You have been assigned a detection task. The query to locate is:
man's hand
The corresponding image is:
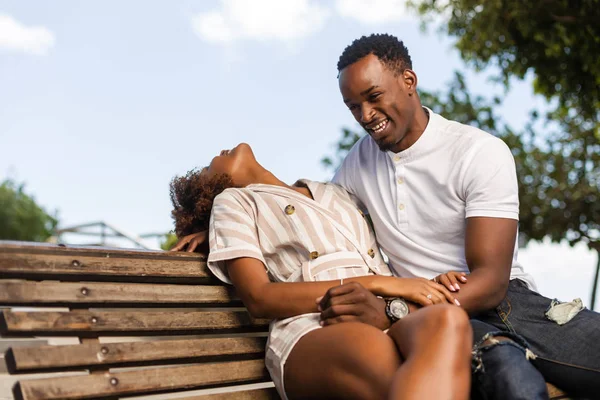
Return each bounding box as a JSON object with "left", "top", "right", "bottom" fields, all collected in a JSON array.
[
  {"left": 317, "top": 282, "right": 390, "bottom": 330},
  {"left": 170, "top": 231, "right": 208, "bottom": 254}
]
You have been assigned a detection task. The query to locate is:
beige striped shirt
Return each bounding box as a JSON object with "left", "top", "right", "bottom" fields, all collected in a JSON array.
[{"left": 207, "top": 179, "right": 391, "bottom": 399}]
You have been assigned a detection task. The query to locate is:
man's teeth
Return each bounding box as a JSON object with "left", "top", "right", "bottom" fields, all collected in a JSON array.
[{"left": 371, "top": 120, "right": 388, "bottom": 133}]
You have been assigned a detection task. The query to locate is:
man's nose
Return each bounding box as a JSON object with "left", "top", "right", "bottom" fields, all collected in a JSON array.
[{"left": 360, "top": 104, "right": 376, "bottom": 123}]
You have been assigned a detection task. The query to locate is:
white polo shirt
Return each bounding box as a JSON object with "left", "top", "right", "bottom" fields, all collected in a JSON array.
[{"left": 332, "top": 108, "right": 536, "bottom": 290}]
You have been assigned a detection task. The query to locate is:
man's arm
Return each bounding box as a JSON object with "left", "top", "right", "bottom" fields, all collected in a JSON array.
[{"left": 445, "top": 216, "right": 516, "bottom": 315}]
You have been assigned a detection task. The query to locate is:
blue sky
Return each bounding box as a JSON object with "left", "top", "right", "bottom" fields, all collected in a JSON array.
[{"left": 1, "top": 0, "right": 597, "bottom": 309}]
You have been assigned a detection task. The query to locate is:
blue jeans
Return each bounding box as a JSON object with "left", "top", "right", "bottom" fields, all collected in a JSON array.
[{"left": 471, "top": 279, "right": 600, "bottom": 399}]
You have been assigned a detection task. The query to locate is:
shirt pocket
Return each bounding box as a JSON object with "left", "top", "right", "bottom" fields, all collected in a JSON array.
[{"left": 301, "top": 251, "right": 371, "bottom": 282}]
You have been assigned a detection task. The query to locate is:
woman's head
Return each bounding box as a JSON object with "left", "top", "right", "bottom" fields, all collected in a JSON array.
[{"left": 169, "top": 143, "right": 259, "bottom": 235}]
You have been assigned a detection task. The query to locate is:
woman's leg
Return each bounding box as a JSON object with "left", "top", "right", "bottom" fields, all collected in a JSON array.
[
  {"left": 387, "top": 304, "right": 473, "bottom": 400},
  {"left": 284, "top": 322, "right": 400, "bottom": 400}
]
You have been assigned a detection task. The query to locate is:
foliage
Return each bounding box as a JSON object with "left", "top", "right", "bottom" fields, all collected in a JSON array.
[
  {"left": 160, "top": 232, "right": 179, "bottom": 251},
  {"left": 410, "top": 0, "right": 600, "bottom": 128},
  {"left": 0, "top": 179, "right": 58, "bottom": 242}
]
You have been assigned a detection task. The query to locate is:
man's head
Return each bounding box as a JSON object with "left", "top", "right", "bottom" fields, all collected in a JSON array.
[{"left": 338, "top": 34, "right": 422, "bottom": 152}]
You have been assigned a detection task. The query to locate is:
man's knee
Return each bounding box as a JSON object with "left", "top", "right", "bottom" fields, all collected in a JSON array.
[{"left": 473, "top": 340, "right": 548, "bottom": 400}]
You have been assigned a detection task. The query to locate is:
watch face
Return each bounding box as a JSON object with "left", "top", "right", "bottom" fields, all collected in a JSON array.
[{"left": 390, "top": 299, "right": 409, "bottom": 319}]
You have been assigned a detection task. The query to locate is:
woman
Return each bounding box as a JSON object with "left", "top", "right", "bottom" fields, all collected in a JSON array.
[{"left": 170, "top": 143, "right": 472, "bottom": 400}]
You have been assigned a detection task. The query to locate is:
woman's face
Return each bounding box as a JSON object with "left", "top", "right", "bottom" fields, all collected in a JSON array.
[{"left": 202, "top": 142, "right": 257, "bottom": 185}]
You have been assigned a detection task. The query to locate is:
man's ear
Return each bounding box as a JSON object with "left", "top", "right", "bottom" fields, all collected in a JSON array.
[{"left": 402, "top": 69, "right": 418, "bottom": 95}]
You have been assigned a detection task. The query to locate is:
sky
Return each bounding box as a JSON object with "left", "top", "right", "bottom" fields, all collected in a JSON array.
[{"left": 0, "top": 0, "right": 597, "bottom": 310}]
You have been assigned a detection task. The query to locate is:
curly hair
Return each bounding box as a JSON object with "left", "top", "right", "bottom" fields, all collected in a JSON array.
[
  {"left": 337, "top": 33, "right": 412, "bottom": 75},
  {"left": 169, "top": 170, "right": 234, "bottom": 236}
]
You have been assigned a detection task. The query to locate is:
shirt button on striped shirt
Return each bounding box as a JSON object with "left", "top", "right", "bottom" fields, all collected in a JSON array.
[
  {"left": 285, "top": 205, "right": 295, "bottom": 215},
  {"left": 368, "top": 248, "right": 375, "bottom": 258},
  {"left": 310, "top": 251, "right": 319, "bottom": 260}
]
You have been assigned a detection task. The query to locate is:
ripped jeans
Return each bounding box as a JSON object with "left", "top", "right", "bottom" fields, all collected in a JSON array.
[{"left": 471, "top": 279, "right": 600, "bottom": 399}]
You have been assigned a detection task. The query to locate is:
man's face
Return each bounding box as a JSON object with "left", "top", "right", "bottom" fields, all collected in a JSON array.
[{"left": 339, "top": 54, "right": 416, "bottom": 152}]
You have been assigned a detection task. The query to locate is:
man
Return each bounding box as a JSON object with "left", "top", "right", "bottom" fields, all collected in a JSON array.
[
  {"left": 173, "top": 34, "right": 600, "bottom": 399},
  {"left": 322, "top": 33, "right": 599, "bottom": 399}
]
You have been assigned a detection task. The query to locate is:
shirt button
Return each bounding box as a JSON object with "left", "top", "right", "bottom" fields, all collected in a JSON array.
[
  {"left": 368, "top": 248, "right": 375, "bottom": 258},
  {"left": 397, "top": 178, "right": 404, "bottom": 185},
  {"left": 398, "top": 204, "right": 405, "bottom": 210},
  {"left": 393, "top": 155, "right": 401, "bottom": 162},
  {"left": 285, "top": 205, "right": 295, "bottom": 215},
  {"left": 310, "top": 251, "right": 319, "bottom": 260}
]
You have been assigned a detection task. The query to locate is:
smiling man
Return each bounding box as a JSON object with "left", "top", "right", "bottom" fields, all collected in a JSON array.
[{"left": 324, "top": 33, "right": 600, "bottom": 399}]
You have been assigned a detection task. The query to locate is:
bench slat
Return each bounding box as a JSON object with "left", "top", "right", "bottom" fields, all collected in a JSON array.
[
  {"left": 13, "top": 359, "right": 270, "bottom": 400},
  {"left": 6, "top": 337, "right": 266, "bottom": 373},
  {"left": 0, "top": 252, "right": 212, "bottom": 283},
  {"left": 183, "top": 388, "right": 279, "bottom": 399},
  {"left": 0, "top": 281, "right": 240, "bottom": 307},
  {"left": 1, "top": 310, "right": 269, "bottom": 336}
]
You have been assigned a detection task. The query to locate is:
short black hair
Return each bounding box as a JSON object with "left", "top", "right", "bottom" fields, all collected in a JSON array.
[{"left": 337, "top": 34, "right": 412, "bottom": 75}]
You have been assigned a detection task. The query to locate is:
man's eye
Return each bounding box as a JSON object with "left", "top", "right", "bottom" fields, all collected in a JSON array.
[
  {"left": 369, "top": 93, "right": 381, "bottom": 101},
  {"left": 348, "top": 105, "right": 358, "bottom": 111}
]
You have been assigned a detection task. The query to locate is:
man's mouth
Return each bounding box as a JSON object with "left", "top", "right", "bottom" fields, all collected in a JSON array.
[{"left": 367, "top": 119, "right": 389, "bottom": 136}]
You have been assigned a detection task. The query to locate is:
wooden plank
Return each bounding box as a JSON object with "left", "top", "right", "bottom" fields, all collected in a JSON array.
[
  {"left": 6, "top": 337, "right": 266, "bottom": 373},
  {"left": 0, "top": 244, "right": 213, "bottom": 283},
  {"left": 0, "top": 241, "right": 201, "bottom": 259},
  {"left": 1, "top": 310, "right": 269, "bottom": 336},
  {"left": 13, "top": 359, "right": 270, "bottom": 400},
  {"left": 0, "top": 281, "right": 239, "bottom": 308},
  {"left": 183, "top": 388, "right": 279, "bottom": 400},
  {"left": 547, "top": 383, "right": 570, "bottom": 400}
]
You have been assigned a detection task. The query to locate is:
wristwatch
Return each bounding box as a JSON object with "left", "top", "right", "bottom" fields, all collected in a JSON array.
[{"left": 385, "top": 298, "right": 410, "bottom": 323}]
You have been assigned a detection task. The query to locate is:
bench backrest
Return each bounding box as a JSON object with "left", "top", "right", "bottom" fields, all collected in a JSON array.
[{"left": 0, "top": 241, "right": 278, "bottom": 400}]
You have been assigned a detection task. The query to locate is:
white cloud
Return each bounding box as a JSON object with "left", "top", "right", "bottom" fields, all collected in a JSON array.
[
  {"left": 191, "top": 0, "right": 330, "bottom": 45},
  {"left": 334, "top": 0, "right": 412, "bottom": 24},
  {"left": 0, "top": 14, "right": 55, "bottom": 55}
]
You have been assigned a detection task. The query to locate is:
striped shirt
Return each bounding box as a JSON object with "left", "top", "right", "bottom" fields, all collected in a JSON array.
[{"left": 207, "top": 179, "right": 391, "bottom": 399}]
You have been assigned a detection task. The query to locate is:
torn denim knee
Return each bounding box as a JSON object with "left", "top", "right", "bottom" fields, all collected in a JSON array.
[{"left": 472, "top": 331, "right": 537, "bottom": 374}]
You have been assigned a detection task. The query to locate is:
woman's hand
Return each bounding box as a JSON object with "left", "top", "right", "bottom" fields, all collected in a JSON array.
[
  {"left": 433, "top": 271, "right": 468, "bottom": 292},
  {"left": 374, "top": 277, "right": 460, "bottom": 307},
  {"left": 170, "top": 231, "right": 208, "bottom": 253}
]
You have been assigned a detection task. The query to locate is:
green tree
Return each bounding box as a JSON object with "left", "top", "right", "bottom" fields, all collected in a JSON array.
[
  {"left": 0, "top": 179, "right": 58, "bottom": 242},
  {"left": 411, "top": 0, "right": 600, "bottom": 127},
  {"left": 160, "top": 232, "right": 178, "bottom": 251},
  {"left": 322, "top": 71, "right": 599, "bottom": 309}
]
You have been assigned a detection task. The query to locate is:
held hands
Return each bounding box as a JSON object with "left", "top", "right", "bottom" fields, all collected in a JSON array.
[
  {"left": 315, "top": 278, "right": 461, "bottom": 330},
  {"left": 169, "top": 231, "right": 208, "bottom": 254},
  {"left": 432, "top": 271, "right": 468, "bottom": 292},
  {"left": 376, "top": 277, "right": 460, "bottom": 307},
  {"left": 316, "top": 282, "right": 390, "bottom": 330}
]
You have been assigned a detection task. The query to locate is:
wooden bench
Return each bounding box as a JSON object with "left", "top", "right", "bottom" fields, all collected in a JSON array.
[
  {"left": 0, "top": 241, "right": 569, "bottom": 399},
  {"left": 0, "top": 241, "right": 278, "bottom": 400}
]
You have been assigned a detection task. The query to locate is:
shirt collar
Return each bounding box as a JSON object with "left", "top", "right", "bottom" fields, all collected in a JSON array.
[{"left": 386, "top": 106, "right": 441, "bottom": 163}]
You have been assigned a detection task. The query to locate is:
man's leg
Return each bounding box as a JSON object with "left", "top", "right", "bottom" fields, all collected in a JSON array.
[
  {"left": 470, "top": 319, "right": 549, "bottom": 400},
  {"left": 477, "top": 279, "right": 600, "bottom": 398}
]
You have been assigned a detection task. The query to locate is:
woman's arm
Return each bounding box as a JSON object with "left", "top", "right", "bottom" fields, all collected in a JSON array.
[{"left": 227, "top": 257, "right": 458, "bottom": 319}]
